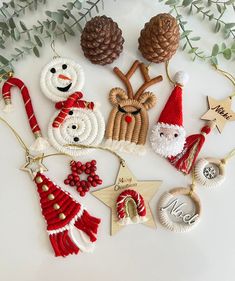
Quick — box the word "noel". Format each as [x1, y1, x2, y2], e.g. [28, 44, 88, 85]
[211, 105, 232, 120]
[160, 199, 199, 225]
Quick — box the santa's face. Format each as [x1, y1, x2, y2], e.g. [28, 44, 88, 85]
[40, 57, 85, 102]
[48, 107, 105, 157]
[150, 123, 186, 158]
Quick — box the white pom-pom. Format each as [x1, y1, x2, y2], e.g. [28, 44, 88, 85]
[3, 103, 14, 113]
[174, 71, 189, 86]
[30, 137, 50, 152]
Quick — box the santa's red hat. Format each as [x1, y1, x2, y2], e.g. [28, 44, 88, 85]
[53, 92, 94, 128]
[157, 71, 189, 128]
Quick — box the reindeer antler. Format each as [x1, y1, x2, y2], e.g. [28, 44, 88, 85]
[113, 60, 140, 99]
[134, 63, 163, 100]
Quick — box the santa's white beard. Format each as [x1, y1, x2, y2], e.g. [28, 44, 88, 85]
[150, 123, 186, 158]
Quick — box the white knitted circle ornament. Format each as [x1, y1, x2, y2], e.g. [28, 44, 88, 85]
[40, 57, 85, 102]
[48, 107, 105, 157]
[158, 187, 201, 232]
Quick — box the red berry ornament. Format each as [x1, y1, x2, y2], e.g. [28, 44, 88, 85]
[64, 160, 102, 197]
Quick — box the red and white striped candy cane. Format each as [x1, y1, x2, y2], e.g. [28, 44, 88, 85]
[2, 77, 49, 152]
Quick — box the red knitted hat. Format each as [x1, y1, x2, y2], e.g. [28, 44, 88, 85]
[53, 92, 94, 128]
[158, 85, 183, 127]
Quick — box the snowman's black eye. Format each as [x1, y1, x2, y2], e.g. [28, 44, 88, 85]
[62, 64, 67, 70]
[174, 133, 178, 138]
[69, 111, 73, 115]
[50, 68, 56, 74]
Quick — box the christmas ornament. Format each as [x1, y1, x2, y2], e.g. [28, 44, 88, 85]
[158, 186, 201, 232]
[195, 149, 235, 188]
[201, 96, 235, 133]
[104, 60, 163, 155]
[81, 15, 124, 65]
[1, 75, 49, 152]
[40, 56, 85, 102]
[150, 70, 189, 158]
[64, 160, 102, 197]
[168, 65, 235, 174]
[0, 116, 101, 257]
[138, 13, 180, 63]
[40, 58, 105, 157]
[92, 159, 162, 235]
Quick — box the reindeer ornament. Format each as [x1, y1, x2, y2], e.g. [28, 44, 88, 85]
[104, 60, 163, 155]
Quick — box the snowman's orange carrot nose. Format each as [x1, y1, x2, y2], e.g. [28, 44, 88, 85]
[58, 74, 72, 80]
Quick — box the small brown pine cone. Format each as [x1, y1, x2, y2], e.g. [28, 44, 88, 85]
[138, 13, 180, 63]
[81, 15, 124, 65]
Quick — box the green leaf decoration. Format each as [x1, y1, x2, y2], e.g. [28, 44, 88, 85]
[33, 46, 40, 57]
[223, 48, 232, 60]
[34, 35, 43, 47]
[64, 23, 75, 35]
[212, 44, 219, 56]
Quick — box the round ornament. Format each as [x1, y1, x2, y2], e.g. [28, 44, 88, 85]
[40, 57, 85, 102]
[158, 187, 201, 232]
[195, 158, 225, 188]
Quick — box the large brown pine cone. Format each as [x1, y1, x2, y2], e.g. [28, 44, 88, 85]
[81, 15, 124, 65]
[138, 13, 180, 63]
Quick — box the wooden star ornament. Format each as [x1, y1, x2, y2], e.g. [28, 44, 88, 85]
[21, 153, 48, 179]
[92, 161, 162, 235]
[201, 96, 235, 133]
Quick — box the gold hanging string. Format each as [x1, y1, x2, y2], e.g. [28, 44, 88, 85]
[0, 71, 14, 83]
[50, 39, 60, 59]
[189, 167, 196, 197]
[0, 116, 29, 153]
[165, 61, 175, 84]
[221, 148, 235, 165]
[214, 65, 235, 98]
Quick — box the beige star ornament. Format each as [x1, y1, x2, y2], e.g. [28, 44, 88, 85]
[92, 161, 162, 235]
[201, 96, 235, 133]
[21, 154, 48, 179]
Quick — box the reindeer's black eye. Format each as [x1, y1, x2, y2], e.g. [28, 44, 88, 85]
[160, 132, 164, 137]
[69, 111, 73, 115]
[131, 108, 141, 115]
[174, 133, 178, 138]
[50, 68, 56, 73]
[118, 105, 127, 113]
[62, 64, 67, 69]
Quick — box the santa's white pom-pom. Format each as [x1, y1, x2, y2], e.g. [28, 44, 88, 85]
[30, 137, 50, 152]
[174, 71, 189, 86]
[3, 103, 14, 113]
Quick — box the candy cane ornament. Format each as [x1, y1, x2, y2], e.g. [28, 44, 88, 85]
[2, 77, 49, 152]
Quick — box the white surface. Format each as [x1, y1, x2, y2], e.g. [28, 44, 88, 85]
[0, 1, 235, 281]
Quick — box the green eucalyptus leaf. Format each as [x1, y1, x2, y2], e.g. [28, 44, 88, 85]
[180, 30, 192, 39]
[33, 46, 40, 57]
[212, 44, 219, 56]
[182, 0, 193, 6]
[221, 42, 227, 50]
[223, 48, 232, 59]
[20, 21, 27, 31]
[231, 42, 235, 51]
[13, 28, 20, 41]
[0, 22, 8, 30]
[224, 23, 235, 29]
[190, 36, 200, 41]
[51, 12, 64, 24]
[9, 18, 16, 29]
[34, 35, 43, 47]
[214, 22, 221, 33]
[64, 23, 75, 35]
[0, 55, 9, 65]
[210, 57, 218, 66]
[67, 2, 74, 10]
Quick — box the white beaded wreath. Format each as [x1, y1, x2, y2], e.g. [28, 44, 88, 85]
[158, 187, 201, 233]
[40, 57, 85, 102]
[195, 158, 225, 188]
[48, 107, 105, 157]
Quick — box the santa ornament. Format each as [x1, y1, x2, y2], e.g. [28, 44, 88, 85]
[40, 57, 105, 157]
[150, 71, 189, 158]
[1, 75, 49, 152]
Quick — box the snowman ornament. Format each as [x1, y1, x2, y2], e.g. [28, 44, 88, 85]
[40, 57, 105, 156]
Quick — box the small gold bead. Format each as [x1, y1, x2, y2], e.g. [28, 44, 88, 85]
[59, 213, 66, 220]
[47, 194, 55, 200]
[53, 203, 60, 210]
[42, 185, 49, 191]
[35, 176, 43, 184]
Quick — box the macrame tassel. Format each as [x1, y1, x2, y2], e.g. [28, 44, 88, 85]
[49, 230, 80, 257]
[30, 135, 50, 152]
[168, 125, 212, 174]
[74, 210, 101, 242]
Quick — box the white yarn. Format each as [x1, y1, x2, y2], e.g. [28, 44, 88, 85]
[48, 107, 105, 157]
[118, 215, 148, 225]
[158, 192, 200, 233]
[195, 158, 225, 188]
[3, 103, 14, 113]
[150, 122, 186, 158]
[29, 137, 50, 153]
[174, 71, 189, 86]
[40, 57, 85, 102]
[104, 139, 146, 155]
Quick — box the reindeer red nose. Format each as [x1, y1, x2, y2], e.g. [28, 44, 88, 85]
[125, 115, 132, 123]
